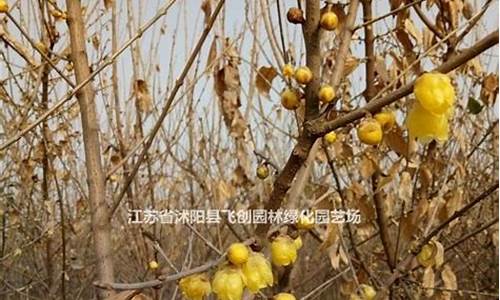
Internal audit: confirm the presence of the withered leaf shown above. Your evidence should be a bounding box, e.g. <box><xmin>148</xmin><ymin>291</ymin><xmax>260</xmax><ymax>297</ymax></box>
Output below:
<box><xmin>134</xmin><ymin>80</ymin><xmax>153</xmax><ymax>113</ymax></box>
<box><xmin>206</xmin><ymin>38</ymin><xmax>217</xmax><ymax>70</ymax></box>
<box><xmin>103</xmin><ymin>0</ymin><xmax>113</xmax><ymax>10</ymax></box>
<box><xmin>422</xmin><ymin>266</ymin><xmax>435</xmax><ymax>297</ymax></box>
<box><xmin>384</xmin><ymin>125</ymin><xmax>408</xmax><ymax>158</ymax></box>
<box><xmin>201</xmin><ymin>0</ymin><xmax>211</xmax><ymax>25</ymax></box>
<box><xmin>255</xmin><ymin>66</ymin><xmax>278</xmax><ymax>95</ymax></box>
<box><xmin>441</xmin><ymin>264</ymin><xmax>457</xmax><ymax>291</ymax></box>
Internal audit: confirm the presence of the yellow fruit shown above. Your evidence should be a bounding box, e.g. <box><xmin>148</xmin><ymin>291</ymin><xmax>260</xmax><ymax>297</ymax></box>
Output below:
<box><xmin>406</xmin><ymin>101</ymin><xmax>449</xmax><ymax>143</ymax></box>
<box><xmin>349</xmin><ymin>294</ymin><xmax>362</xmax><ymax>300</ymax></box>
<box><xmin>360</xmin><ymin>284</ymin><xmax>377</xmax><ymax>300</ymax></box>
<box><xmin>413</xmin><ymin>72</ymin><xmax>455</xmax><ymax>115</ymax></box>
<box><xmin>271</xmin><ymin>235</ymin><xmax>298</xmax><ymax>266</ymax></box>
<box><xmin>227</xmin><ymin>243</ymin><xmax>249</xmax><ymax>265</ymax></box>
<box><xmin>417</xmin><ymin>242</ymin><xmax>435</xmax><ymax>268</ymax></box>
<box><xmin>294</xmin><ymin>66</ymin><xmax>313</xmax><ymax>85</ymax></box>
<box><xmin>297</xmin><ymin>215</ymin><xmax>315</xmax><ymax>230</ymax></box>
<box><xmin>0</xmin><ymin>0</ymin><xmax>8</xmax><ymax>13</ymax></box>
<box><xmin>323</xmin><ymin>131</ymin><xmax>337</xmax><ymax>145</ymax></box>
<box><xmin>148</xmin><ymin>260</ymin><xmax>159</xmax><ymax>270</ymax></box>
<box><xmin>51</xmin><ymin>10</ymin><xmax>67</xmax><ymax>20</ymax></box>
<box><xmin>282</xmin><ymin>64</ymin><xmax>294</xmax><ymax>78</ymax></box>
<box><xmin>281</xmin><ymin>88</ymin><xmax>301</xmax><ymax>110</ymax></box>
<box><xmin>241</xmin><ymin>252</ymin><xmax>273</xmax><ymax>293</ymax></box>
<box><xmin>357</xmin><ymin>119</ymin><xmax>383</xmax><ymax>145</ymax></box>
<box><xmin>318</xmin><ymin>85</ymin><xmax>335</xmax><ymax>103</ymax></box>
<box><xmin>212</xmin><ymin>267</ymin><xmax>245</xmax><ymax>300</ymax></box>
<box><xmin>179</xmin><ymin>273</ymin><xmax>212</xmax><ymax>300</ymax></box>
<box><xmin>274</xmin><ymin>293</ymin><xmax>296</xmax><ymax>300</ymax></box>
<box><xmin>256</xmin><ymin>164</ymin><xmax>269</xmax><ymax>179</ymax></box>
<box><xmin>320</xmin><ymin>11</ymin><xmax>338</xmax><ymax>31</ymax></box>
<box><xmin>374</xmin><ymin>111</ymin><xmax>396</xmax><ymax>130</ymax></box>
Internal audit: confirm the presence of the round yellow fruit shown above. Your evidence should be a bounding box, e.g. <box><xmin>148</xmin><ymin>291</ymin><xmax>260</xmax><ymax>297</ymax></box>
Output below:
<box><xmin>227</xmin><ymin>242</ymin><xmax>249</xmax><ymax>265</ymax></box>
<box><xmin>360</xmin><ymin>284</ymin><xmax>377</xmax><ymax>300</ymax></box>
<box><xmin>274</xmin><ymin>293</ymin><xmax>296</xmax><ymax>300</ymax></box>
<box><xmin>320</xmin><ymin>11</ymin><xmax>338</xmax><ymax>31</ymax></box>
<box><xmin>256</xmin><ymin>164</ymin><xmax>269</xmax><ymax>179</ymax></box>
<box><xmin>294</xmin><ymin>66</ymin><xmax>313</xmax><ymax>85</ymax></box>
<box><xmin>241</xmin><ymin>252</ymin><xmax>273</xmax><ymax>293</ymax></box>
<box><xmin>148</xmin><ymin>260</ymin><xmax>159</xmax><ymax>270</ymax></box>
<box><xmin>416</xmin><ymin>242</ymin><xmax>436</xmax><ymax>268</ymax></box>
<box><xmin>374</xmin><ymin>111</ymin><xmax>396</xmax><ymax>130</ymax></box>
<box><xmin>0</xmin><ymin>0</ymin><xmax>8</xmax><ymax>13</ymax></box>
<box><xmin>297</xmin><ymin>215</ymin><xmax>315</xmax><ymax>230</ymax></box>
<box><xmin>179</xmin><ymin>273</ymin><xmax>212</xmax><ymax>300</ymax></box>
<box><xmin>413</xmin><ymin>72</ymin><xmax>455</xmax><ymax>115</ymax></box>
<box><xmin>271</xmin><ymin>235</ymin><xmax>298</xmax><ymax>266</ymax></box>
<box><xmin>281</xmin><ymin>88</ymin><xmax>301</xmax><ymax>110</ymax></box>
<box><xmin>282</xmin><ymin>63</ymin><xmax>294</xmax><ymax>78</ymax></box>
<box><xmin>212</xmin><ymin>267</ymin><xmax>245</xmax><ymax>300</ymax></box>
<box><xmin>323</xmin><ymin>131</ymin><xmax>337</xmax><ymax>144</ymax></box>
<box><xmin>357</xmin><ymin>119</ymin><xmax>383</xmax><ymax>145</ymax></box>
<box><xmin>318</xmin><ymin>85</ymin><xmax>335</xmax><ymax>103</ymax></box>
<box><xmin>406</xmin><ymin>101</ymin><xmax>449</xmax><ymax>143</ymax></box>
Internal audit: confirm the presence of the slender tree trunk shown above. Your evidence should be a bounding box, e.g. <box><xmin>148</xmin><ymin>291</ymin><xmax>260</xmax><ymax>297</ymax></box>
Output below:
<box><xmin>65</xmin><ymin>1</ymin><xmax>115</xmax><ymax>298</ymax></box>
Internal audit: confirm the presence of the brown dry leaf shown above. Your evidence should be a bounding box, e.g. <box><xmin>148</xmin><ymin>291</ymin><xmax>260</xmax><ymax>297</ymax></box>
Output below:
<box><xmin>255</xmin><ymin>66</ymin><xmax>278</xmax><ymax>95</ymax></box>
<box><xmin>360</xmin><ymin>155</ymin><xmax>376</xmax><ymax>179</ymax></box>
<box><xmin>376</xmin><ymin>159</ymin><xmax>401</xmax><ymax>192</ymax></box>
<box><xmin>131</xmin><ymin>294</ymin><xmax>153</xmax><ymax>300</ymax></box>
<box><xmin>206</xmin><ymin>38</ymin><xmax>217</xmax><ymax>70</ymax></box>
<box><xmin>422</xmin><ymin>266</ymin><xmax>435</xmax><ymax>297</ymax></box>
<box><xmin>103</xmin><ymin>0</ymin><xmax>113</xmax><ymax>10</ymax></box>
<box><xmin>396</xmin><ymin>29</ymin><xmax>414</xmax><ymax>53</ymax></box>
<box><xmin>404</xmin><ymin>18</ymin><xmax>422</xmax><ymax>46</ymax></box>
<box><xmin>441</xmin><ymin>264</ymin><xmax>457</xmax><ymax>300</ymax></box>
<box><xmin>134</xmin><ymin>80</ymin><xmax>153</xmax><ymax>113</ymax></box>
<box><xmin>201</xmin><ymin>0</ymin><xmax>212</xmax><ymax>25</ymax></box>
<box><xmin>398</xmin><ymin>171</ymin><xmax>412</xmax><ymax>206</ymax></box>
<box><xmin>214</xmin><ymin>180</ymin><xmax>235</xmax><ymax>208</ymax></box>
<box><xmin>105</xmin><ymin>290</ymin><xmax>140</xmax><ymax>300</ymax></box>
<box><xmin>375</xmin><ymin>56</ymin><xmax>390</xmax><ymax>84</ymax></box>
<box><xmin>419</xmin><ymin>164</ymin><xmax>433</xmax><ymax>191</ymax></box>
<box><xmin>343</xmin><ymin>56</ymin><xmax>360</xmax><ymax>77</ymax></box>
<box><xmin>481</xmin><ymin>73</ymin><xmax>499</xmax><ymax>106</ymax></box>
<box><xmin>214</xmin><ymin>62</ymin><xmax>253</xmax><ymax>182</ymax></box>
<box><xmin>463</xmin><ymin>0</ymin><xmax>475</xmax><ymax>19</ymax></box>
<box><xmin>320</xmin><ymin>223</ymin><xmax>339</xmax><ymax>251</ymax></box>
<box><xmin>444</xmin><ymin>188</ymin><xmax>463</xmax><ymax>220</ymax></box>
<box><xmin>433</xmin><ymin>240</ymin><xmax>444</xmax><ymax>267</ymax></box>
<box><xmin>390</xmin><ymin>0</ymin><xmax>403</xmax><ymax>9</ymax></box>
<box><xmin>384</xmin><ymin>126</ymin><xmax>408</xmax><ymax>158</ymax></box>
<box><xmin>91</xmin><ymin>35</ymin><xmax>100</xmax><ymax>51</ymax></box>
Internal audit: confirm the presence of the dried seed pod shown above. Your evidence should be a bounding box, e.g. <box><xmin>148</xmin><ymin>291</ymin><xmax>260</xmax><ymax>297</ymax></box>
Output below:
<box><xmin>287</xmin><ymin>7</ymin><xmax>305</xmax><ymax>24</ymax></box>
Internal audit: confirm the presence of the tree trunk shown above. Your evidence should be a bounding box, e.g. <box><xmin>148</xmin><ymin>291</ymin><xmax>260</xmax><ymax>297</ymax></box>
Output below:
<box><xmin>65</xmin><ymin>1</ymin><xmax>115</xmax><ymax>298</ymax></box>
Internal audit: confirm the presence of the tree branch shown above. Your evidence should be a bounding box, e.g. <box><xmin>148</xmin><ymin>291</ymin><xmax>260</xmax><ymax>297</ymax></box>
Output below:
<box><xmin>306</xmin><ymin>30</ymin><xmax>499</xmax><ymax>136</ymax></box>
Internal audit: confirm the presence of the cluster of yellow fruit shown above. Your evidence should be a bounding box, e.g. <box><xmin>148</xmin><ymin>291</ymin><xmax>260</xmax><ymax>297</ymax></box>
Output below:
<box><xmin>178</xmin><ymin>242</ymin><xmax>300</xmax><ymax>300</ymax></box>
<box><xmin>280</xmin><ymin>64</ymin><xmax>337</xmax><ymax>110</ymax></box>
<box><xmin>407</xmin><ymin>72</ymin><xmax>455</xmax><ymax>142</ymax></box>
<box><xmin>287</xmin><ymin>6</ymin><xmax>338</xmax><ymax>31</ymax></box>
<box><xmin>356</xmin><ymin>110</ymin><xmax>396</xmax><ymax>145</ymax></box>
<box><xmin>349</xmin><ymin>284</ymin><xmax>377</xmax><ymax>300</ymax></box>
<box><xmin>0</xmin><ymin>0</ymin><xmax>8</xmax><ymax>13</ymax></box>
